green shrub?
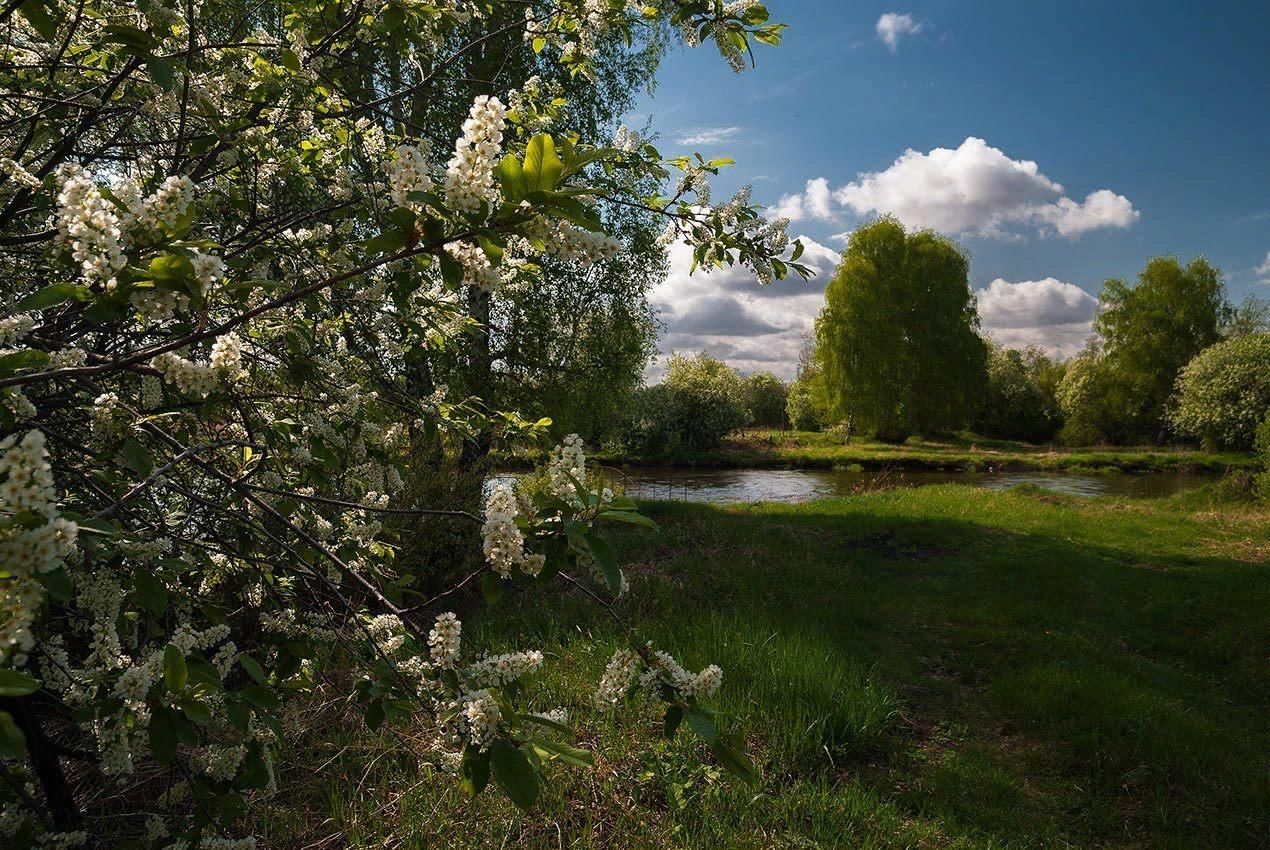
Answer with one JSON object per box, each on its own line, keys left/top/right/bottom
{"left": 743, "top": 372, "right": 789, "bottom": 428}
{"left": 1256, "top": 414, "right": 1270, "bottom": 500}
{"left": 786, "top": 380, "right": 824, "bottom": 432}
{"left": 1169, "top": 333, "right": 1270, "bottom": 450}
{"left": 623, "top": 354, "right": 749, "bottom": 453}
{"left": 973, "top": 345, "right": 1060, "bottom": 442}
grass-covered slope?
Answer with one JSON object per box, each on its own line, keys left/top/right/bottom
{"left": 258, "top": 486, "right": 1269, "bottom": 848}
{"left": 589, "top": 430, "right": 1256, "bottom": 473}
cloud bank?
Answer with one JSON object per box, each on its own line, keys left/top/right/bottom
{"left": 649, "top": 237, "right": 841, "bottom": 379}
{"left": 772, "top": 137, "right": 1139, "bottom": 240}
{"left": 975, "top": 278, "right": 1098, "bottom": 357}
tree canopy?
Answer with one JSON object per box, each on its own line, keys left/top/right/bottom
{"left": 1093, "top": 256, "right": 1228, "bottom": 441}
{"left": 814, "top": 217, "right": 986, "bottom": 442}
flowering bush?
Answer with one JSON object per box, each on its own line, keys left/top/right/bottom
{"left": 1168, "top": 334, "right": 1270, "bottom": 451}
{"left": 0, "top": 1, "right": 803, "bottom": 845}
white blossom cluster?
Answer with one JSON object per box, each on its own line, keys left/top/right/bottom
{"left": 594, "top": 645, "right": 723, "bottom": 708}
{"left": 443, "top": 95, "right": 506, "bottom": 214}
{"left": 54, "top": 164, "right": 128, "bottom": 288}
{"left": 0, "top": 431, "right": 78, "bottom": 664}
{"left": 543, "top": 224, "right": 623, "bottom": 264}
{"left": 386, "top": 142, "right": 434, "bottom": 207}
{"left": 548, "top": 433, "right": 588, "bottom": 504}
{"left": 152, "top": 333, "right": 243, "bottom": 396}
{"left": 0, "top": 312, "right": 34, "bottom": 348}
{"left": 464, "top": 649, "right": 544, "bottom": 689}
{"left": 481, "top": 483, "right": 545, "bottom": 578}
{"left": 448, "top": 240, "right": 501, "bottom": 291}
{"left": 612, "top": 124, "right": 644, "bottom": 153}
{"left": 128, "top": 174, "right": 196, "bottom": 232}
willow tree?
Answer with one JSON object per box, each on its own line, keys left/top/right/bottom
{"left": 0, "top": 0, "right": 803, "bottom": 845}
{"left": 814, "top": 217, "right": 986, "bottom": 442}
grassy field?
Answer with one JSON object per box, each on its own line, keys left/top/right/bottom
{"left": 573, "top": 430, "right": 1255, "bottom": 474}
{"left": 257, "top": 486, "right": 1269, "bottom": 849}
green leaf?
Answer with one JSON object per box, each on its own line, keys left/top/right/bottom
{"left": 242, "top": 684, "right": 279, "bottom": 710}
{"left": 123, "top": 438, "right": 154, "bottom": 478}
{"left": 0, "top": 712, "right": 26, "bottom": 759}
{"left": 364, "top": 699, "right": 385, "bottom": 731}
{"left": 490, "top": 739, "right": 539, "bottom": 810}
{"left": 39, "top": 568, "right": 73, "bottom": 602}
{"left": 365, "top": 229, "right": 406, "bottom": 254}
{"left": 530, "top": 738, "right": 592, "bottom": 767}
{"left": 149, "top": 705, "right": 178, "bottom": 764}
{"left": 0, "top": 669, "right": 39, "bottom": 697}
{"left": 710, "top": 738, "right": 758, "bottom": 783}
{"left": 0, "top": 349, "right": 50, "bottom": 377}
{"left": 460, "top": 746, "right": 490, "bottom": 796}
{"left": 280, "top": 48, "right": 302, "bottom": 72}
{"left": 517, "top": 712, "right": 574, "bottom": 736}
{"left": 480, "top": 570, "right": 504, "bottom": 604}
{"left": 685, "top": 708, "right": 718, "bottom": 744}
{"left": 597, "top": 509, "right": 658, "bottom": 531}
{"left": 582, "top": 532, "right": 622, "bottom": 594}
{"left": 497, "top": 153, "right": 527, "bottom": 202}
{"left": 135, "top": 570, "right": 169, "bottom": 616}
{"left": 663, "top": 705, "right": 684, "bottom": 739}
{"left": 103, "top": 23, "right": 160, "bottom": 52}
{"left": 438, "top": 250, "right": 464, "bottom": 288}
{"left": 179, "top": 698, "right": 214, "bottom": 726}
{"left": 185, "top": 657, "right": 222, "bottom": 690}
{"left": 15, "top": 0, "right": 58, "bottom": 40}
{"left": 238, "top": 655, "right": 266, "bottom": 684}
{"left": 16, "top": 283, "right": 90, "bottom": 311}
{"left": 522, "top": 135, "right": 564, "bottom": 193}
{"left": 164, "top": 644, "right": 188, "bottom": 692}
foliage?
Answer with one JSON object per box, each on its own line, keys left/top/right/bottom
{"left": 623, "top": 354, "right": 750, "bottom": 455}
{"left": 972, "top": 344, "right": 1062, "bottom": 443}
{"left": 1222, "top": 295, "right": 1270, "bottom": 339}
{"left": 1093, "top": 256, "right": 1229, "bottom": 442}
{"left": 785, "top": 380, "right": 824, "bottom": 432}
{"left": 741, "top": 372, "right": 788, "bottom": 428}
{"left": 1257, "top": 415, "right": 1270, "bottom": 500}
{"left": 1169, "top": 334, "right": 1270, "bottom": 451}
{"left": 261, "top": 489, "right": 1269, "bottom": 848}
{"left": 0, "top": 0, "right": 796, "bottom": 844}
{"left": 814, "top": 217, "right": 987, "bottom": 442}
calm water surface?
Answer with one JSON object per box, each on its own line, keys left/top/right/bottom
{"left": 585, "top": 467, "right": 1212, "bottom": 503}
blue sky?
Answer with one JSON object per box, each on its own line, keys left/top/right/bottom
{"left": 632, "top": 1, "right": 1270, "bottom": 376}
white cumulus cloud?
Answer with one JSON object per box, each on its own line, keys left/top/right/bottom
{"left": 770, "top": 137, "right": 1139, "bottom": 240}
{"left": 876, "top": 12, "right": 923, "bottom": 51}
{"left": 976, "top": 278, "right": 1098, "bottom": 357}
{"left": 649, "top": 237, "right": 841, "bottom": 379}
{"left": 1255, "top": 251, "right": 1270, "bottom": 283}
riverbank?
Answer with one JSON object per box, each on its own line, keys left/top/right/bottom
{"left": 255, "top": 485, "right": 1269, "bottom": 848}
{"left": 496, "top": 430, "right": 1254, "bottom": 474}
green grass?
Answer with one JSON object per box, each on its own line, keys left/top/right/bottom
{"left": 576, "top": 429, "right": 1254, "bottom": 474}
{"left": 257, "top": 486, "right": 1269, "bottom": 848}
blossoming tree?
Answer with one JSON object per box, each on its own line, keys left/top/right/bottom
{"left": 0, "top": 0, "right": 808, "bottom": 845}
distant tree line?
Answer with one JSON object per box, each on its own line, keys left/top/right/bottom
{"left": 617, "top": 217, "right": 1269, "bottom": 456}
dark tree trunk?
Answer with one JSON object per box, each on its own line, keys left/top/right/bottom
{"left": 1, "top": 695, "right": 82, "bottom": 831}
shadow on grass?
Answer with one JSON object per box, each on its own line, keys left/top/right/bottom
{"left": 262, "top": 490, "right": 1268, "bottom": 849}
{"left": 492, "top": 493, "right": 1269, "bottom": 847}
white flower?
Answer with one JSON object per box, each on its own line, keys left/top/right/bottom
{"left": 443, "top": 95, "right": 506, "bottom": 215}
{"left": 428, "top": 612, "right": 461, "bottom": 668}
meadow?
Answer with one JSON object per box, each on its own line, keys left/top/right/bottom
{"left": 255, "top": 484, "right": 1269, "bottom": 848}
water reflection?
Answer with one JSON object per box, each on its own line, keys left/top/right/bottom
{"left": 585, "top": 467, "right": 1212, "bottom": 504}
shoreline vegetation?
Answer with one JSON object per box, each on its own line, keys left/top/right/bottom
{"left": 257, "top": 486, "right": 1269, "bottom": 848}
{"left": 495, "top": 429, "right": 1255, "bottom": 475}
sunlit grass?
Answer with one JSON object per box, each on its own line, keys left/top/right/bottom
{"left": 257, "top": 485, "right": 1269, "bottom": 848}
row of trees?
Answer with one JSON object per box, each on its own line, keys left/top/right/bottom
{"left": 621, "top": 354, "right": 789, "bottom": 455}
{"left": 787, "top": 218, "right": 1269, "bottom": 450}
